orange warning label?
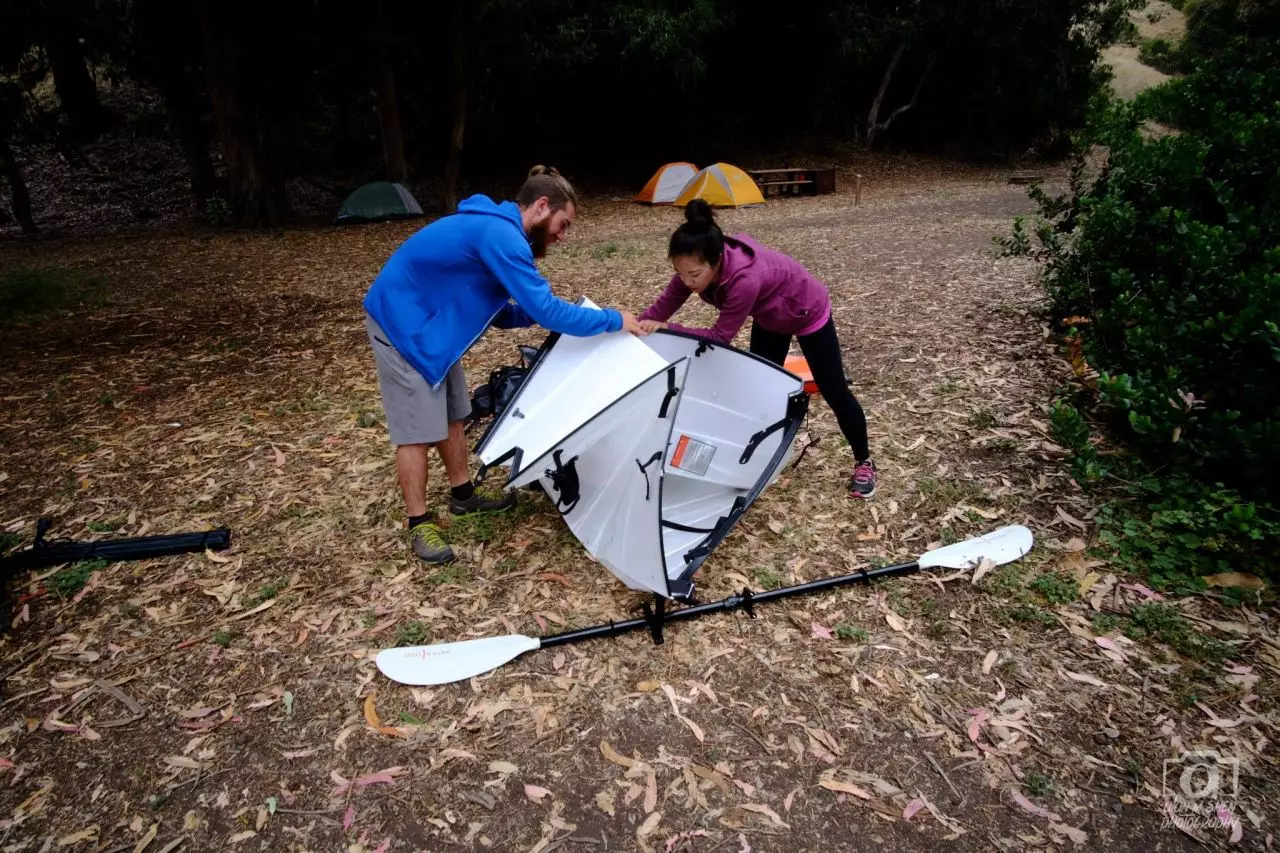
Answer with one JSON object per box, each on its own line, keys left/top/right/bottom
{"left": 671, "top": 434, "right": 715, "bottom": 476}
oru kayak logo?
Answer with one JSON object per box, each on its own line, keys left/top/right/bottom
{"left": 399, "top": 647, "right": 453, "bottom": 659}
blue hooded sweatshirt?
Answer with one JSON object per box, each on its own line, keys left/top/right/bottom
{"left": 362, "top": 193, "right": 622, "bottom": 388}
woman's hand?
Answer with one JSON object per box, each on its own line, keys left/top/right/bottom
{"left": 638, "top": 319, "right": 667, "bottom": 334}
{"left": 618, "top": 310, "right": 646, "bottom": 336}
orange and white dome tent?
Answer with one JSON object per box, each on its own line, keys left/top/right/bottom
{"left": 634, "top": 162, "right": 699, "bottom": 205}
{"left": 673, "top": 162, "right": 765, "bottom": 208}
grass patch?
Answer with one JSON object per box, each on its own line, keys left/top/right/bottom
{"left": 1091, "top": 613, "right": 1120, "bottom": 634}
{"left": 919, "top": 597, "right": 951, "bottom": 638}
{"left": 448, "top": 499, "right": 539, "bottom": 545}
{"left": 1029, "top": 572, "right": 1078, "bottom": 605}
{"left": 395, "top": 621, "right": 430, "bottom": 647}
{"left": 212, "top": 629, "right": 235, "bottom": 648}
{"left": 592, "top": 242, "right": 619, "bottom": 260}
{"left": 835, "top": 623, "right": 868, "bottom": 642}
{"left": 0, "top": 266, "right": 110, "bottom": 321}
{"left": 917, "top": 476, "right": 987, "bottom": 507}
{"left": 451, "top": 513, "right": 499, "bottom": 544}
{"left": 1025, "top": 772, "right": 1052, "bottom": 797}
{"left": 87, "top": 519, "right": 121, "bottom": 533}
{"left": 967, "top": 408, "right": 999, "bottom": 430}
{"left": 49, "top": 559, "right": 106, "bottom": 598}
{"left": 983, "top": 563, "right": 1027, "bottom": 599}
{"left": 751, "top": 565, "right": 783, "bottom": 590}
{"left": 1126, "top": 603, "right": 1230, "bottom": 663}
{"left": 1004, "top": 602, "right": 1057, "bottom": 628}
{"left": 489, "top": 557, "right": 518, "bottom": 575}
{"left": 426, "top": 563, "right": 468, "bottom": 586}
{"left": 248, "top": 578, "right": 288, "bottom": 606}
{"left": 984, "top": 437, "right": 1020, "bottom": 456}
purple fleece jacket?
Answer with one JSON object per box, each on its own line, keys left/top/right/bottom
{"left": 639, "top": 234, "right": 832, "bottom": 344}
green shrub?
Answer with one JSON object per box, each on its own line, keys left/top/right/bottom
{"left": 1033, "top": 60, "right": 1280, "bottom": 499}
{"left": 0, "top": 267, "right": 109, "bottom": 321}
{"left": 1096, "top": 475, "right": 1279, "bottom": 588}
{"left": 1138, "top": 37, "right": 1187, "bottom": 74}
{"left": 1012, "top": 10, "right": 1280, "bottom": 582}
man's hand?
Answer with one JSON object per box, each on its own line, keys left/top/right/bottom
{"left": 618, "top": 310, "right": 648, "bottom": 336}
{"left": 638, "top": 319, "right": 667, "bottom": 334}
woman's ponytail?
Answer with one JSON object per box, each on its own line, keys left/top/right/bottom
{"left": 669, "top": 199, "right": 725, "bottom": 265}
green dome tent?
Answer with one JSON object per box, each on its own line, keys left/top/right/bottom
{"left": 335, "top": 181, "right": 424, "bottom": 224}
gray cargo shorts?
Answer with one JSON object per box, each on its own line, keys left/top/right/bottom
{"left": 365, "top": 312, "right": 471, "bottom": 446}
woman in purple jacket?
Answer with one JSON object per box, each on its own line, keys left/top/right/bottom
{"left": 637, "top": 199, "right": 877, "bottom": 498}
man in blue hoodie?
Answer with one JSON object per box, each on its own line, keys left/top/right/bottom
{"left": 363, "top": 166, "right": 643, "bottom": 564}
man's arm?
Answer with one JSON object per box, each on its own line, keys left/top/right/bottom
{"left": 491, "top": 302, "right": 535, "bottom": 329}
{"left": 479, "top": 231, "right": 621, "bottom": 336}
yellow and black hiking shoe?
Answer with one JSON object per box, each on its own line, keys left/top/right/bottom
{"left": 410, "top": 522, "right": 454, "bottom": 564}
{"left": 449, "top": 487, "right": 517, "bottom": 517}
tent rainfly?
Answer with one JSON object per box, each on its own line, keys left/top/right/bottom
{"left": 474, "top": 300, "right": 809, "bottom": 601}
{"left": 673, "top": 163, "right": 765, "bottom": 208}
{"left": 335, "top": 181, "right": 424, "bottom": 224}
{"left": 634, "top": 162, "right": 699, "bottom": 205}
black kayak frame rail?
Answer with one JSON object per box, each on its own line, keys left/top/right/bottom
{"left": 537, "top": 557, "right": 923, "bottom": 649}
{"left": 1, "top": 517, "right": 232, "bottom": 575}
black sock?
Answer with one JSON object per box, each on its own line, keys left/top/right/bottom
{"left": 451, "top": 481, "right": 475, "bottom": 502}
{"left": 408, "top": 512, "right": 431, "bottom": 529}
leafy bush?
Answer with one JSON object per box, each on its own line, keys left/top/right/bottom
{"left": 1034, "top": 58, "right": 1280, "bottom": 501}
{"left": 1096, "top": 475, "right": 1280, "bottom": 588}
{"left": 1013, "top": 5, "right": 1280, "bottom": 582}
{"left": 1138, "top": 37, "right": 1187, "bottom": 73}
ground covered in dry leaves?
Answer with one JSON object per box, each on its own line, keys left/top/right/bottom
{"left": 1, "top": 157, "right": 1277, "bottom": 853}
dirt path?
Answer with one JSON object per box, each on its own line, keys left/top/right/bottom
{"left": 1, "top": 160, "right": 1275, "bottom": 851}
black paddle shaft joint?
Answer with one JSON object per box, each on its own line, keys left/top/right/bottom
{"left": 538, "top": 559, "right": 922, "bottom": 652}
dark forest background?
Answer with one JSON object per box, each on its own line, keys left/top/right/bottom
{"left": 1, "top": 0, "right": 1142, "bottom": 229}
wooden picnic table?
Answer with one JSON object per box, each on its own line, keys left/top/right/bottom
{"left": 746, "top": 167, "right": 837, "bottom": 197}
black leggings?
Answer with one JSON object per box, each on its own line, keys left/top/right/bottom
{"left": 749, "top": 317, "right": 871, "bottom": 461}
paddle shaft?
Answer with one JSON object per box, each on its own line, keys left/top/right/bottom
{"left": 2, "top": 528, "right": 231, "bottom": 572}
{"left": 539, "top": 559, "right": 921, "bottom": 650}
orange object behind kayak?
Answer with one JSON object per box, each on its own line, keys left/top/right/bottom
{"left": 784, "top": 355, "right": 819, "bottom": 395}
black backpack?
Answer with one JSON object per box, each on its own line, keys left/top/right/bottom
{"left": 468, "top": 345, "right": 540, "bottom": 422}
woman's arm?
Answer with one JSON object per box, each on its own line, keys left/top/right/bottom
{"left": 662, "top": 278, "right": 758, "bottom": 344}
{"left": 638, "top": 274, "right": 692, "bottom": 322}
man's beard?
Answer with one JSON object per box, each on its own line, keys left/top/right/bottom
{"left": 529, "top": 218, "right": 551, "bottom": 259}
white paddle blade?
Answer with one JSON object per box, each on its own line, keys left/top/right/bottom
{"left": 376, "top": 634, "right": 541, "bottom": 686}
{"left": 918, "top": 524, "right": 1034, "bottom": 570}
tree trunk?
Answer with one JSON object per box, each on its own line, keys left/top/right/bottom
{"left": 867, "top": 47, "right": 936, "bottom": 149}
{"left": 373, "top": 0, "right": 408, "bottom": 183}
{"left": 155, "top": 72, "right": 218, "bottom": 209}
{"left": 46, "top": 30, "right": 106, "bottom": 139}
{"left": 443, "top": 1, "right": 467, "bottom": 213}
{"left": 866, "top": 41, "right": 905, "bottom": 147}
{"left": 0, "top": 135, "right": 38, "bottom": 234}
{"left": 197, "top": 2, "right": 285, "bottom": 227}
